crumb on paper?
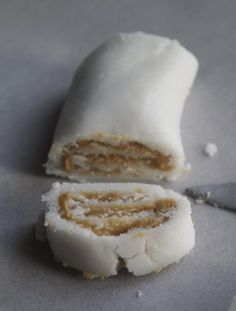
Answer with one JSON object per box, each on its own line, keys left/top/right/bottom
{"left": 204, "top": 143, "right": 218, "bottom": 157}
{"left": 136, "top": 290, "right": 143, "bottom": 298}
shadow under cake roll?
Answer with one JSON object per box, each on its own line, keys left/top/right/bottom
{"left": 36, "top": 182, "right": 195, "bottom": 278}
{"left": 46, "top": 32, "right": 198, "bottom": 182}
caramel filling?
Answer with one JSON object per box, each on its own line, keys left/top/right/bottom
{"left": 61, "top": 140, "right": 173, "bottom": 176}
{"left": 80, "top": 190, "right": 145, "bottom": 201}
{"left": 58, "top": 191, "right": 176, "bottom": 236}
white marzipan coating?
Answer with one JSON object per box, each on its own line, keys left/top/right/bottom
{"left": 46, "top": 32, "right": 198, "bottom": 181}
{"left": 37, "top": 182, "right": 195, "bottom": 278}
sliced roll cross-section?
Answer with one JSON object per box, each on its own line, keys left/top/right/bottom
{"left": 37, "top": 182, "right": 195, "bottom": 278}
{"left": 61, "top": 138, "right": 173, "bottom": 179}
{"left": 46, "top": 32, "right": 198, "bottom": 182}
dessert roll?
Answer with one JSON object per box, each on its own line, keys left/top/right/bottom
{"left": 37, "top": 182, "right": 195, "bottom": 278}
{"left": 46, "top": 32, "right": 198, "bottom": 181}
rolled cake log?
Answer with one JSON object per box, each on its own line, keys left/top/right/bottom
{"left": 37, "top": 182, "right": 195, "bottom": 278}
{"left": 46, "top": 32, "right": 198, "bottom": 181}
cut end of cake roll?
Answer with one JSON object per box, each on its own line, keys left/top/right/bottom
{"left": 37, "top": 182, "right": 195, "bottom": 278}
{"left": 46, "top": 134, "right": 185, "bottom": 182}
{"left": 45, "top": 32, "right": 198, "bottom": 182}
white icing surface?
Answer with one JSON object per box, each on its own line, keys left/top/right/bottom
{"left": 46, "top": 32, "right": 198, "bottom": 181}
{"left": 38, "top": 182, "right": 195, "bottom": 277}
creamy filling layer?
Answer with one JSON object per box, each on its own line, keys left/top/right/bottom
{"left": 58, "top": 190, "right": 176, "bottom": 236}
{"left": 61, "top": 140, "right": 173, "bottom": 176}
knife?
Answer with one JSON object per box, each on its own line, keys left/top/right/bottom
{"left": 185, "top": 183, "right": 236, "bottom": 212}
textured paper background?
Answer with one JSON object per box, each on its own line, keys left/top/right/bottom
{"left": 0, "top": 1, "right": 236, "bottom": 310}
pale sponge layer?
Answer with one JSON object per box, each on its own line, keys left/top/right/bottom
{"left": 46, "top": 32, "right": 198, "bottom": 182}
{"left": 36, "top": 182, "right": 195, "bottom": 278}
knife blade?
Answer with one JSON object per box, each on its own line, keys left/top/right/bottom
{"left": 185, "top": 183, "right": 236, "bottom": 212}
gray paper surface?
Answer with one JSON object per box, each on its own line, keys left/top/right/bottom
{"left": 0, "top": 1, "right": 236, "bottom": 310}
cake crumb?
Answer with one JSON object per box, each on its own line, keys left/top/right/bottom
{"left": 204, "top": 143, "right": 218, "bottom": 157}
{"left": 136, "top": 290, "right": 143, "bottom": 298}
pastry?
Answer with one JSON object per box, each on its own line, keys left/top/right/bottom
{"left": 46, "top": 32, "right": 198, "bottom": 181}
{"left": 37, "top": 182, "right": 195, "bottom": 278}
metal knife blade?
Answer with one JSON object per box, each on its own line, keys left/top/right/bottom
{"left": 185, "top": 183, "right": 236, "bottom": 212}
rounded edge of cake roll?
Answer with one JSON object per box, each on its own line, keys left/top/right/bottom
{"left": 37, "top": 182, "right": 195, "bottom": 278}
{"left": 45, "top": 32, "right": 198, "bottom": 182}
